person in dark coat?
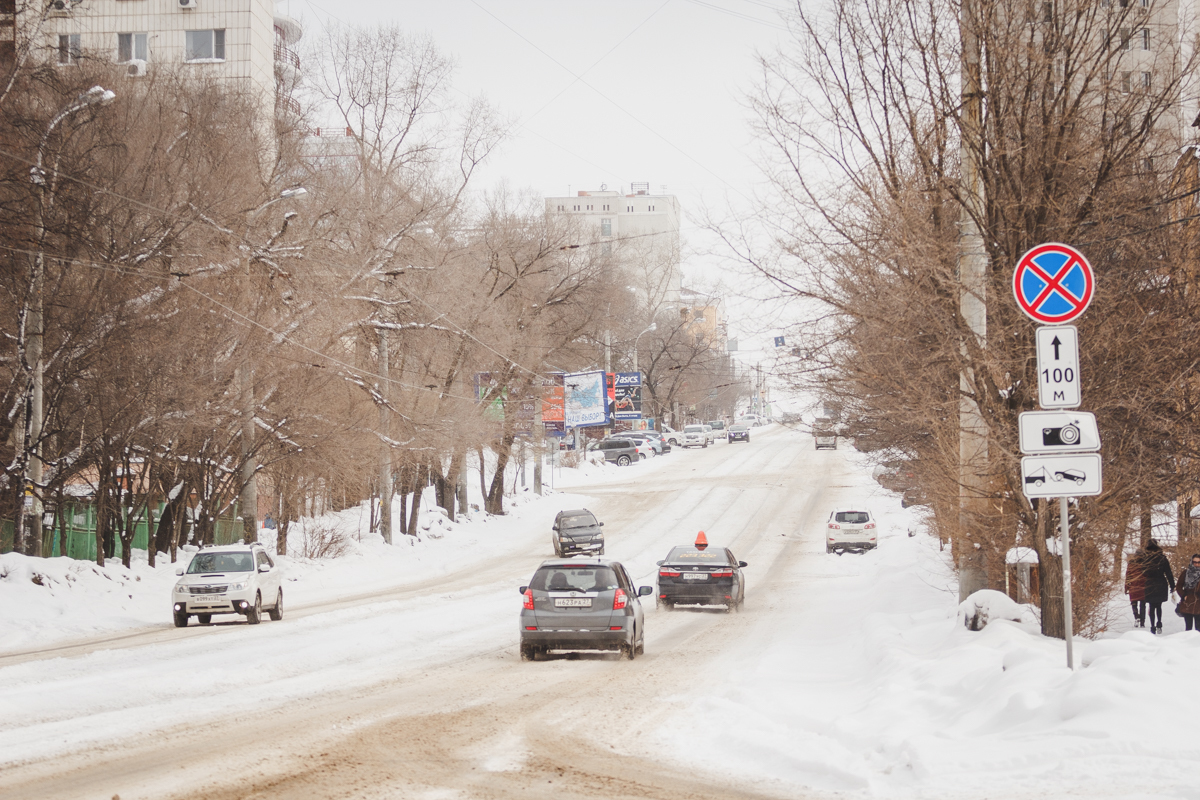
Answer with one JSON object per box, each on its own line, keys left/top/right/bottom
{"left": 1176, "top": 553, "right": 1200, "bottom": 632}
{"left": 1125, "top": 548, "right": 1147, "bottom": 627}
{"left": 1141, "top": 539, "right": 1176, "bottom": 634}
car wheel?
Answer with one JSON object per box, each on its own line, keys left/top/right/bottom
{"left": 1033, "top": 478, "right": 1044, "bottom": 487}
{"left": 246, "top": 593, "right": 262, "bottom": 625}
{"left": 598, "top": 546, "right": 605, "bottom": 556}
{"left": 268, "top": 589, "right": 283, "bottom": 621}
{"left": 622, "top": 640, "right": 636, "bottom": 660}
{"left": 635, "top": 640, "right": 644, "bottom": 656}
{"left": 197, "top": 613, "right": 212, "bottom": 624}
{"left": 173, "top": 609, "right": 189, "bottom": 628}
{"left": 520, "top": 643, "right": 537, "bottom": 661}
{"left": 617, "top": 455, "right": 631, "bottom": 466}
{"left": 639, "top": 453, "right": 647, "bottom": 461}
{"left": 703, "top": 441, "right": 708, "bottom": 448}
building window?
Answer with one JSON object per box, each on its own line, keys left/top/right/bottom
{"left": 1122, "top": 71, "right": 1131, "bottom": 92}
{"left": 185, "top": 29, "right": 225, "bottom": 61}
{"left": 1141, "top": 28, "right": 1149, "bottom": 50}
{"left": 118, "top": 32, "right": 147, "bottom": 62}
{"left": 601, "top": 218, "right": 611, "bottom": 236}
{"left": 602, "top": 242, "right": 612, "bottom": 256}
{"left": 627, "top": 205, "right": 633, "bottom": 212}
{"left": 57, "top": 33, "right": 81, "bottom": 65}
{"left": 1141, "top": 71, "right": 1151, "bottom": 89}
{"left": 1120, "top": 28, "right": 1131, "bottom": 50}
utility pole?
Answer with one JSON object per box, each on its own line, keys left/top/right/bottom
{"left": 534, "top": 383, "right": 544, "bottom": 495}
{"left": 958, "top": 0, "right": 989, "bottom": 600}
{"left": 377, "top": 326, "right": 393, "bottom": 544}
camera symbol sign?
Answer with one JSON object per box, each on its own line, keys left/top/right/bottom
{"left": 1013, "top": 243, "right": 1094, "bottom": 324}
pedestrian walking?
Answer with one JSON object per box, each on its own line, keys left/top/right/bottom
{"left": 1176, "top": 553, "right": 1200, "bottom": 632}
{"left": 1125, "top": 547, "right": 1147, "bottom": 628}
{"left": 1141, "top": 539, "right": 1176, "bottom": 634}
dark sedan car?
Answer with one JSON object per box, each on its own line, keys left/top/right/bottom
{"left": 519, "top": 558, "right": 653, "bottom": 660}
{"left": 727, "top": 423, "right": 750, "bottom": 443}
{"left": 656, "top": 544, "right": 747, "bottom": 611}
{"left": 552, "top": 508, "right": 604, "bottom": 557}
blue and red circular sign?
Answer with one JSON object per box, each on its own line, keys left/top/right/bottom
{"left": 1012, "top": 242, "right": 1094, "bottom": 324}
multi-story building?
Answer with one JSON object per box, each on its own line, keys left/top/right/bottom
{"left": 546, "top": 182, "right": 682, "bottom": 305}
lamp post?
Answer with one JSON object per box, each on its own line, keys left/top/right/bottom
{"left": 632, "top": 322, "right": 657, "bottom": 373}
{"left": 238, "top": 187, "right": 307, "bottom": 544}
{"left": 18, "top": 86, "right": 115, "bottom": 557}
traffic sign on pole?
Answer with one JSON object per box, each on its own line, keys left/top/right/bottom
{"left": 1018, "top": 410, "right": 1101, "bottom": 455}
{"left": 1013, "top": 243, "right": 1095, "bottom": 324}
{"left": 1020, "top": 453, "right": 1103, "bottom": 498}
{"left": 1035, "top": 325, "right": 1081, "bottom": 409}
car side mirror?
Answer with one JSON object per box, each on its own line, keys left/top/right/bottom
{"left": 656, "top": 560, "right": 665, "bottom": 566}
{"left": 599, "top": 522, "right": 604, "bottom": 527}
{"left": 258, "top": 564, "right": 270, "bottom": 573}
{"left": 638, "top": 586, "right": 654, "bottom": 596}
{"left": 519, "top": 586, "right": 529, "bottom": 594}
{"left": 175, "top": 567, "right": 183, "bottom": 576}
{"left": 739, "top": 561, "right": 748, "bottom": 568}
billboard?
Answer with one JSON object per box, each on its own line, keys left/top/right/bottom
{"left": 565, "top": 370, "right": 608, "bottom": 428}
{"left": 474, "top": 373, "right": 505, "bottom": 422}
{"left": 613, "top": 372, "right": 642, "bottom": 420}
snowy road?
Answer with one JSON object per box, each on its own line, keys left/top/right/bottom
{"left": 1, "top": 425, "right": 845, "bottom": 800}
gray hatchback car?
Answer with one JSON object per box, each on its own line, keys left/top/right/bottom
{"left": 519, "top": 558, "right": 653, "bottom": 660}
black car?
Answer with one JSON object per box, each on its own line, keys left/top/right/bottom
{"left": 552, "top": 509, "right": 604, "bottom": 557}
{"left": 727, "top": 423, "right": 750, "bottom": 443}
{"left": 656, "top": 542, "right": 747, "bottom": 611}
{"left": 587, "top": 439, "right": 639, "bottom": 465}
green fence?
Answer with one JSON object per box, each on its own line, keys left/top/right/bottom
{"left": 1, "top": 502, "right": 244, "bottom": 561}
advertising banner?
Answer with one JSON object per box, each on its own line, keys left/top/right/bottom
{"left": 565, "top": 370, "right": 608, "bottom": 428}
{"left": 474, "top": 373, "right": 505, "bottom": 422}
{"left": 542, "top": 373, "right": 564, "bottom": 423}
{"left": 613, "top": 372, "right": 642, "bottom": 420}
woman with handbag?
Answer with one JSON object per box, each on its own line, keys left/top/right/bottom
{"left": 1176, "top": 553, "right": 1200, "bottom": 632}
{"left": 1125, "top": 548, "right": 1147, "bottom": 627}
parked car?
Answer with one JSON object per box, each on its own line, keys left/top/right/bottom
{"left": 702, "top": 424, "right": 718, "bottom": 445}
{"left": 814, "top": 427, "right": 837, "bottom": 450}
{"left": 708, "top": 420, "right": 726, "bottom": 432}
{"left": 611, "top": 431, "right": 670, "bottom": 455}
{"left": 739, "top": 414, "right": 763, "bottom": 427}
{"left": 172, "top": 543, "right": 283, "bottom": 627}
{"left": 587, "top": 439, "right": 639, "bottom": 465}
{"left": 519, "top": 558, "right": 653, "bottom": 660}
{"left": 727, "top": 422, "right": 751, "bottom": 443}
{"left": 826, "top": 509, "right": 877, "bottom": 554}
{"left": 874, "top": 459, "right": 916, "bottom": 492}
{"left": 682, "top": 424, "right": 709, "bottom": 448}
{"left": 661, "top": 426, "right": 683, "bottom": 447}
{"left": 656, "top": 538, "right": 747, "bottom": 611}
{"left": 552, "top": 509, "right": 604, "bottom": 557}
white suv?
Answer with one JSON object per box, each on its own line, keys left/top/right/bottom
{"left": 826, "top": 509, "right": 878, "bottom": 554}
{"left": 682, "top": 424, "right": 709, "bottom": 448}
{"left": 172, "top": 543, "right": 284, "bottom": 626}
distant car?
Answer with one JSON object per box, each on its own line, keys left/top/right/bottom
{"left": 874, "top": 459, "right": 916, "bottom": 492}
{"left": 702, "top": 424, "right": 718, "bottom": 445}
{"left": 739, "top": 414, "right": 763, "bottom": 427}
{"left": 519, "top": 558, "right": 652, "bottom": 660}
{"left": 588, "top": 439, "right": 639, "bottom": 465}
{"left": 172, "top": 543, "right": 283, "bottom": 627}
{"left": 708, "top": 420, "right": 726, "bottom": 432}
{"left": 682, "top": 424, "right": 709, "bottom": 448}
{"left": 826, "top": 509, "right": 877, "bottom": 554}
{"left": 629, "top": 439, "right": 655, "bottom": 460}
{"left": 552, "top": 509, "right": 605, "bottom": 557}
{"left": 727, "top": 423, "right": 751, "bottom": 443}
{"left": 611, "top": 431, "right": 670, "bottom": 455}
{"left": 661, "top": 426, "right": 683, "bottom": 447}
{"left": 814, "top": 427, "right": 837, "bottom": 450}
{"left": 656, "top": 538, "right": 747, "bottom": 611}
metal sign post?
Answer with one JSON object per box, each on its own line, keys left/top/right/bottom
{"left": 1016, "top": 242, "right": 1099, "bottom": 671}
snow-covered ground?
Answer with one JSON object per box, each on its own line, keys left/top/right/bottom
{"left": 2, "top": 429, "right": 1199, "bottom": 799}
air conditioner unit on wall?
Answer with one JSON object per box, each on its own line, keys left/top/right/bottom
{"left": 179, "top": 0, "right": 197, "bottom": 8}
{"left": 127, "top": 59, "right": 147, "bottom": 77}
{"left": 48, "top": 0, "right": 81, "bottom": 13}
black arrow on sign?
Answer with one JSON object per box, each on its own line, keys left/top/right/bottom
{"left": 1051, "top": 336, "right": 1062, "bottom": 360}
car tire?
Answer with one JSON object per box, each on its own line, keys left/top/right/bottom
{"left": 622, "top": 640, "right": 636, "bottom": 660}
{"left": 173, "top": 609, "right": 189, "bottom": 628}
{"left": 639, "top": 453, "right": 647, "bottom": 461}
{"left": 635, "top": 640, "right": 644, "bottom": 656}
{"left": 520, "top": 643, "right": 537, "bottom": 661}
{"left": 268, "top": 589, "right": 283, "bottom": 621}
{"left": 246, "top": 593, "right": 262, "bottom": 625}
{"left": 197, "top": 613, "right": 212, "bottom": 624}
{"left": 617, "top": 455, "right": 631, "bottom": 466}
{"left": 598, "top": 546, "right": 605, "bottom": 556}
{"left": 703, "top": 441, "right": 708, "bottom": 448}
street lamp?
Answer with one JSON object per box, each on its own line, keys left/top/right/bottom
{"left": 18, "top": 86, "right": 115, "bottom": 557}
{"left": 238, "top": 187, "right": 308, "bottom": 543}
{"left": 632, "top": 322, "right": 657, "bottom": 373}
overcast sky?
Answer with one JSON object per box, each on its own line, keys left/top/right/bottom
{"left": 278, "top": 0, "right": 796, "bottom": 354}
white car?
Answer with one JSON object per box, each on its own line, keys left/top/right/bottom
{"left": 702, "top": 424, "right": 718, "bottom": 444}
{"left": 631, "top": 439, "right": 655, "bottom": 460}
{"left": 661, "top": 426, "right": 682, "bottom": 447}
{"left": 826, "top": 509, "right": 877, "bottom": 554}
{"left": 682, "top": 424, "right": 709, "bottom": 448}
{"left": 172, "top": 543, "right": 284, "bottom": 626}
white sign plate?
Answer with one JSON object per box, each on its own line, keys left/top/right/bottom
{"left": 1036, "top": 325, "right": 1080, "bottom": 409}
{"left": 1018, "top": 410, "right": 1101, "bottom": 455}
{"left": 1020, "top": 453, "right": 1103, "bottom": 498}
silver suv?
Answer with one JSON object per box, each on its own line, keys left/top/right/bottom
{"left": 519, "top": 558, "right": 652, "bottom": 660}
{"left": 172, "top": 543, "right": 284, "bottom": 626}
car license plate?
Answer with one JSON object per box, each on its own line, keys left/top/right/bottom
{"left": 196, "top": 595, "right": 219, "bottom": 602}
{"left": 554, "top": 598, "right": 592, "bottom": 607}
{"left": 683, "top": 573, "right": 708, "bottom": 580}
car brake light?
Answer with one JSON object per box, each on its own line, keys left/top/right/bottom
{"left": 613, "top": 588, "right": 628, "bottom": 610}
{"left": 828, "top": 523, "right": 841, "bottom": 529}
{"left": 523, "top": 589, "right": 534, "bottom": 610}
{"left": 711, "top": 569, "right": 733, "bottom": 577}
{"left": 864, "top": 523, "right": 876, "bottom": 529}
{"left": 659, "top": 569, "right": 680, "bottom": 577}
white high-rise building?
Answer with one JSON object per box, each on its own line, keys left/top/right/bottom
{"left": 546, "top": 182, "right": 682, "bottom": 305}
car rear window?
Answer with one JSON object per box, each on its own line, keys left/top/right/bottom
{"left": 531, "top": 566, "right": 618, "bottom": 592}
{"left": 835, "top": 512, "right": 871, "bottom": 524}
{"left": 559, "top": 514, "right": 597, "bottom": 529}
{"left": 684, "top": 425, "right": 704, "bottom": 433}
{"left": 664, "top": 547, "right": 731, "bottom": 564}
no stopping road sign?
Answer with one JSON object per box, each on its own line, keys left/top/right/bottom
{"left": 1013, "top": 243, "right": 1094, "bottom": 324}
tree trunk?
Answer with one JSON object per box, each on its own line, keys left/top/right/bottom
{"left": 1033, "top": 500, "right": 1066, "bottom": 639}
{"left": 486, "top": 433, "right": 515, "bottom": 515}
{"left": 444, "top": 448, "right": 465, "bottom": 521}
{"left": 477, "top": 445, "right": 487, "bottom": 505}
{"left": 146, "top": 502, "right": 156, "bottom": 568}
{"left": 1140, "top": 503, "right": 1152, "bottom": 547}
{"left": 406, "top": 462, "right": 427, "bottom": 536}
